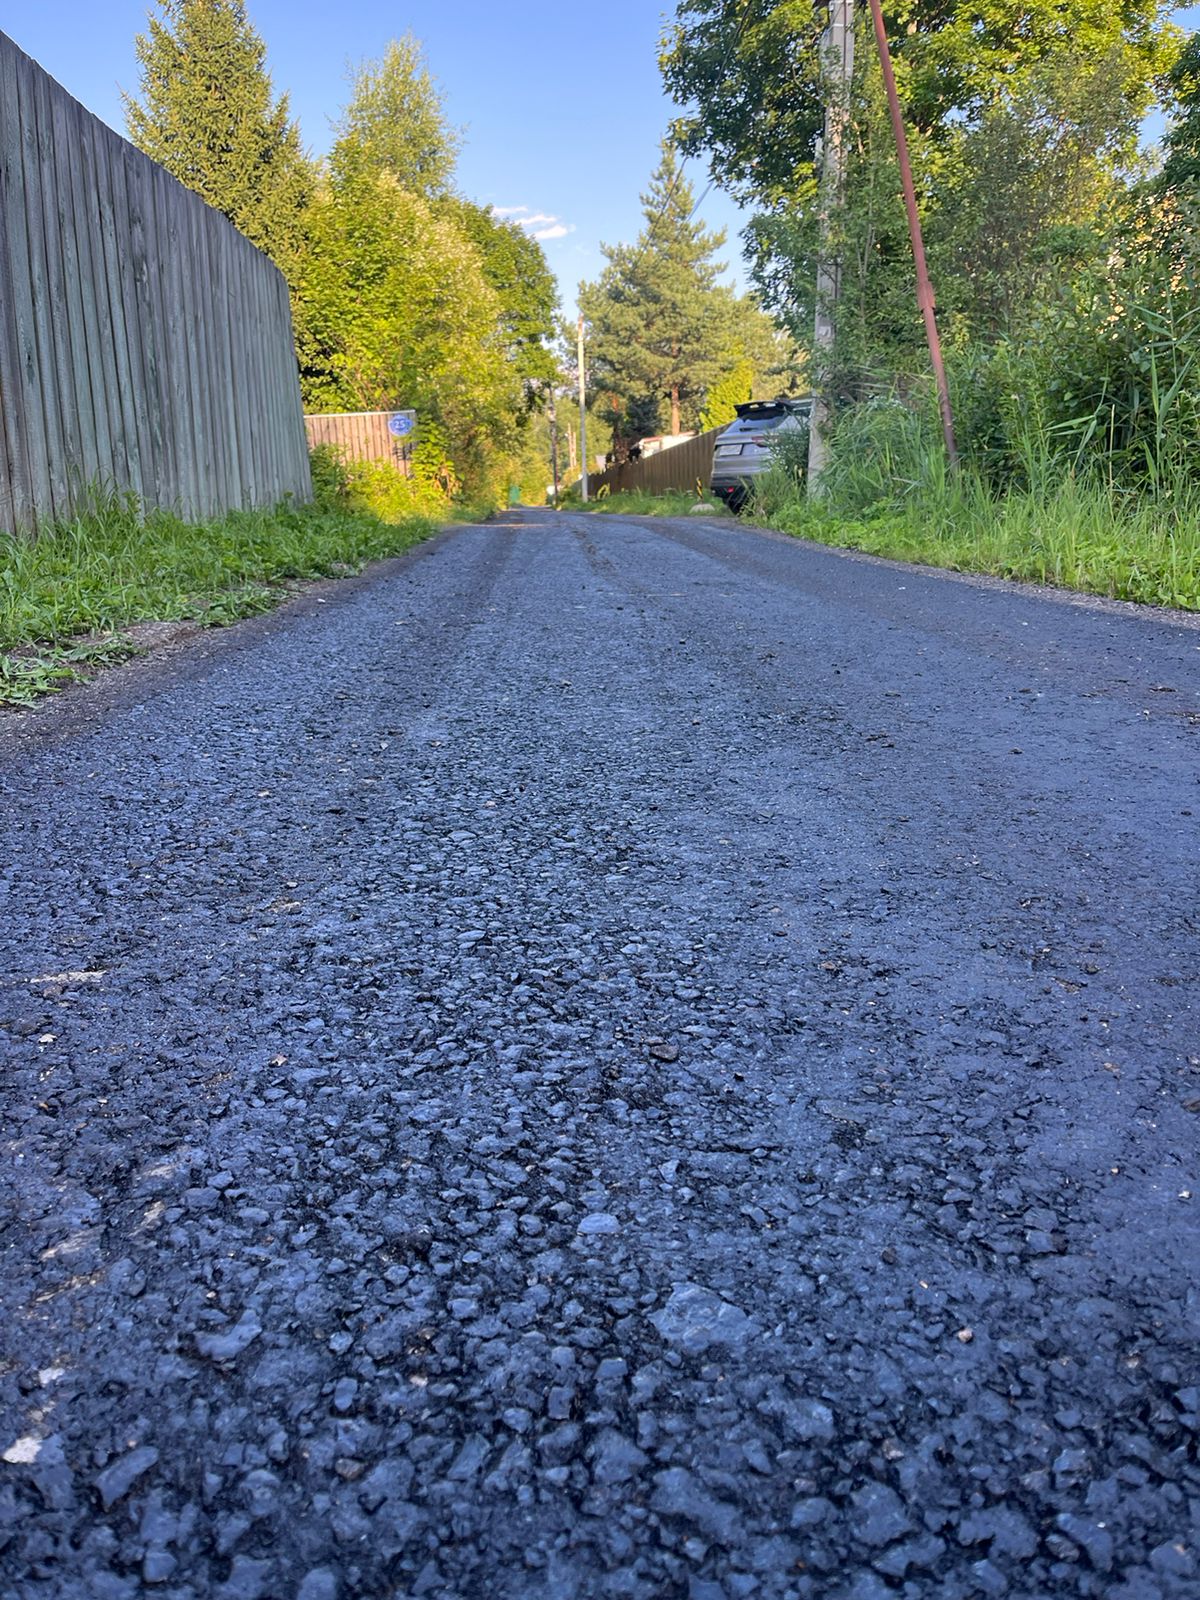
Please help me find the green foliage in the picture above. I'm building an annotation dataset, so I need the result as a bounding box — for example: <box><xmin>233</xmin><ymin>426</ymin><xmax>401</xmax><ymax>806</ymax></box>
<box><xmin>748</xmin><ymin>336</ymin><xmax>1200</xmax><ymax>614</ymax></box>
<box><xmin>583</xmin><ymin>489</ymin><xmax>720</xmax><ymax>516</ymax></box>
<box><xmin>933</xmin><ymin>194</ymin><xmax>1200</xmax><ymax>493</ymax></box>
<box><xmin>333</xmin><ymin>36</ymin><xmax>461</xmax><ymax>197</ymax></box>
<box><xmin>124</xmin><ymin>0</ymin><xmax>312</xmax><ymax>280</ymax></box>
<box><xmin>580</xmin><ymin>144</ymin><xmax>728</xmax><ymax>441</ymax></box>
<box><xmin>1161</xmin><ymin>32</ymin><xmax>1200</xmax><ymax>190</ymax></box>
<box><xmin>308</xmin><ymin>444</ymin><xmax>355</xmax><ymax>513</ymax></box>
<box><xmin>752</xmin><ymin>422</ymin><xmax>812</xmax><ymax>518</ymax></box>
<box><xmin>0</xmin><ymin>636</ymin><xmax>142</xmax><ymax>708</ymax></box>
<box><xmin>757</xmin><ymin>466</ymin><xmax>1200</xmax><ymax>613</ymax></box>
<box><xmin>295</xmin><ymin>41</ymin><xmax>558</xmax><ymax>501</ymax></box>
<box><xmin>295</xmin><ymin>159</ymin><xmax>519</xmax><ymax>498</ymax></box>
<box><xmin>664</xmin><ymin>0</ymin><xmax>1176</xmax><ymax>201</ymax></box>
<box><xmin>0</xmin><ymin>494</ymin><xmax>439</xmax><ymax>679</ymax></box>
<box><xmin>127</xmin><ymin>13</ymin><xmax>556</xmax><ymax>503</ymax></box>
<box><xmin>343</xmin><ymin>461</ymin><xmax>454</xmax><ymax>523</ymax></box>
<box><xmin>665</xmin><ymin>1</ymin><xmax>1181</xmax><ymax>380</ymax></box>
<box><xmin>700</xmin><ymin>357</ymin><xmax>755</xmax><ymax>431</ymax></box>
<box><xmin>447</xmin><ymin>201</ymin><xmax>561</xmax><ymax>392</ymax></box>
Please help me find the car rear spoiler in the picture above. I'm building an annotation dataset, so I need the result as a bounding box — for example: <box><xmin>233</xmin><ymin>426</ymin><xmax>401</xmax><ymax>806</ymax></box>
<box><xmin>732</xmin><ymin>398</ymin><xmax>813</xmax><ymax>420</ymax></box>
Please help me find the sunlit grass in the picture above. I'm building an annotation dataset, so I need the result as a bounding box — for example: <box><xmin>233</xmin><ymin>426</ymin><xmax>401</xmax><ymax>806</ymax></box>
<box><xmin>579</xmin><ymin>488</ymin><xmax>726</xmax><ymax>517</ymax></box>
<box><xmin>759</xmin><ymin>472</ymin><xmax>1200</xmax><ymax>612</ymax></box>
<box><xmin>0</xmin><ymin>492</ymin><xmax>442</xmax><ymax>705</ymax></box>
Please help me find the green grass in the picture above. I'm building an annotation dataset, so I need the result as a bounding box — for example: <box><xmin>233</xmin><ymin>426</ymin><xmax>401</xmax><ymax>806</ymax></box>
<box><xmin>565</xmin><ymin>468</ymin><xmax>1200</xmax><ymax>612</ymax></box>
<box><xmin>758</xmin><ymin>472</ymin><xmax>1200</xmax><ymax>612</ymax></box>
<box><xmin>578</xmin><ymin>488</ymin><xmax>727</xmax><ymax>517</ymax></box>
<box><xmin>0</xmin><ymin>492</ymin><xmax>442</xmax><ymax>707</ymax></box>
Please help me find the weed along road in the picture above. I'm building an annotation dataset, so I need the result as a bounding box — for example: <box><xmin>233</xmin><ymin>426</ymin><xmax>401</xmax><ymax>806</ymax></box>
<box><xmin>3</xmin><ymin>508</ymin><xmax>1200</xmax><ymax>1600</ymax></box>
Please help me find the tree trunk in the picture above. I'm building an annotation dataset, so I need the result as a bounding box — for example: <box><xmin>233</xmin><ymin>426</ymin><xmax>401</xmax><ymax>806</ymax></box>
<box><xmin>670</xmin><ymin>388</ymin><xmax>681</xmax><ymax>436</ymax></box>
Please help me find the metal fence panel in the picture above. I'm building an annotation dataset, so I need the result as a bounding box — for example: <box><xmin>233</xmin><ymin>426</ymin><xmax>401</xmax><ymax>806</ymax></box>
<box><xmin>585</xmin><ymin>427</ymin><xmax>723</xmax><ymax>500</ymax></box>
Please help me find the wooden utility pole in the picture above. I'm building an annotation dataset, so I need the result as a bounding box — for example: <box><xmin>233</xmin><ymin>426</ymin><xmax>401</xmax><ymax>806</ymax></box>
<box><xmin>807</xmin><ymin>0</ymin><xmax>855</xmax><ymax>493</ymax></box>
<box><xmin>866</xmin><ymin>0</ymin><xmax>958</xmax><ymax>468</ymax></box>
<box><xmin>577</xmin><ymin>315</ymin><xmax>589</xmax><ymax>503</ymax></box>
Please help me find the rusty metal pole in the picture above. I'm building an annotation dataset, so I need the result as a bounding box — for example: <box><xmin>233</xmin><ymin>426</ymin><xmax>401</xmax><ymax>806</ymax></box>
<box><xmin>865</xmin><ymin>0</ymin><xmax>958</xmax><ymax>469</ymax></box>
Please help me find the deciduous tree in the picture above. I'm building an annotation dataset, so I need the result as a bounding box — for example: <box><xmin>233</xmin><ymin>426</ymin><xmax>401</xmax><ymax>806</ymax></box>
<box><xmin>333</xmin><ymin>36</ymin><xmax>461</xmax><ymax>198</ymax></box>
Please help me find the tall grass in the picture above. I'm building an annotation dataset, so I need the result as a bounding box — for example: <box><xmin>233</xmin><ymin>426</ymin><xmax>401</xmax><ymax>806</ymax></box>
<box><xmin>763</xmin><ymin>469</ymin><xmax>1200</xmax><ymax>610</ymax></box>
<box><xmin>751</xmin><ymin>378</ymin><xmax>1200</xmax><ymax>612</ymax></box>
<box><xmin>0</xmin><ymin>492</ymin><xmax>440</xmax><ymax>652</ymax></box>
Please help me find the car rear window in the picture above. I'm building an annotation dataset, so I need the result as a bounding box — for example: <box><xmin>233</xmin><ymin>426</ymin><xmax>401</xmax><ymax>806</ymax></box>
<box><xmin>722</xmin><ymin>412</ymin><xmax>795</xmax><ymax>435</ymax></box>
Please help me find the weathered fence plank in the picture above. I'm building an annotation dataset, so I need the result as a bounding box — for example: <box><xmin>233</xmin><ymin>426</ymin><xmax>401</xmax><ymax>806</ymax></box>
<box><xmin>0</xmin><ymin>30</ymin><xmax>311</xmax><ymax>536</ymax></box>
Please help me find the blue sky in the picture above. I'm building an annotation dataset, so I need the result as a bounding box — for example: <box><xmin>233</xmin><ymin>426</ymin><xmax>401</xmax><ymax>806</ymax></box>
<box><xmin>5</xmin><ymin>1</ymin><xmax>1199</xmax><ymax>319</ymax></box>
<box><xmin>3</xmin><ymin>0</ymin><xmax>749</xmax><ymax>318</ymax></box>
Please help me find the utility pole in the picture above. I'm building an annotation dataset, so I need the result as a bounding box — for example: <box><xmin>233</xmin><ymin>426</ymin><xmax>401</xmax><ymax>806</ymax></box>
<box><xmin>807</xmin><ymin>0</ymin><xmax>855</xmax><ymax>493</ymax></box>
<box><xmin>577</xmin><ymin>314</ymin><xmax>589</xmax><ymax>503</ymax></box>
<box><xmin>549</xmin><ymin>383</ymin><xmax>560</xmax><ymax>506</ymax></box>
<box><xmin>866</xmin><ymin>0</ymin><xmax>958</xmax><ymax>468</ymax></box>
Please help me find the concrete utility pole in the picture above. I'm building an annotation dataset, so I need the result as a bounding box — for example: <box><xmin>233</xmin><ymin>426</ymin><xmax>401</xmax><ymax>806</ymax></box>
<box><xmin>866</xmin><ymin>0</ymin><xmax>958</xmax><ymax>469</ymax></box>
<box><xmin>577</xmin><ymin>315</ymin><xmax>589</xmax><ymax>503</ymax></box>
<box><xmin>807</xmin><ymin>0</ymin><xmax>855</xmax><ymax>494</ymax></box>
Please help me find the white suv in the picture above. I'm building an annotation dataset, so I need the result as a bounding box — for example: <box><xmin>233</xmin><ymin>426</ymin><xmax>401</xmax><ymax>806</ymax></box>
<box><xmin>710</xmin><ymin>398</ymin><xmax>812</xmax><ymax>511</ymax></box>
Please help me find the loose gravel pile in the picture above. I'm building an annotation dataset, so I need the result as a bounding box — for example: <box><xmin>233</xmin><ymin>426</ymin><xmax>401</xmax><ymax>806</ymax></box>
<box><xmin>2</xmin><ymin>509</ymin><xmax>1199</xmax><ymax>1599</ymax></box>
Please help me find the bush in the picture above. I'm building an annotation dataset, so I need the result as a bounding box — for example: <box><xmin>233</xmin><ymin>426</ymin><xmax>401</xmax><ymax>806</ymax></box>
<box><xmin>309</xmin><ymin>444</ymin><xmax>355</xmax><ymax>512</ymax></box>
<box><xmin>308</xmin><ymin>444</ymin><xmax>455</xmax><ymax>524</ymax></box>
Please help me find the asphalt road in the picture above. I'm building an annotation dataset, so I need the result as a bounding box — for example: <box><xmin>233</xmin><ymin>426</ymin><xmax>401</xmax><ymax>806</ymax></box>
<box><xmin>2</xmin><ymin>508</ymin><xmax>1199</xmax><ymax>1600</ymax></box>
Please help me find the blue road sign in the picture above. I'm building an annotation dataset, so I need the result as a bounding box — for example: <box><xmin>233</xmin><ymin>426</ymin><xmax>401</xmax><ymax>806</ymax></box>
<box><xmin>388</xmin><ymin>412</ymin><xmax>416</xmax><ymax>438</ymax></box>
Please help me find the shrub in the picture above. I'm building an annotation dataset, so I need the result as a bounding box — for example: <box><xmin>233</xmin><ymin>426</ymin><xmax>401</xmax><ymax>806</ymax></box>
<box><xmin>309</xmin><ymin>444</ymin><xmax>355</xmax><ymax>512</ymax></box>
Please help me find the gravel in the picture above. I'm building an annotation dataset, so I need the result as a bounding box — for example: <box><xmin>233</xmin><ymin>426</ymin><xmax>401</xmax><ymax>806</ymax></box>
<box><xmin>1</xmin><ymin>507</ymin><xmax>1198</xmax><ymax>1597</ymax></box>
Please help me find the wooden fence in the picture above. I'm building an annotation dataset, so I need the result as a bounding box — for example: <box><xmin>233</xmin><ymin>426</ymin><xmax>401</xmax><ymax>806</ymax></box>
<box><xmin>305</xmin><ymin>411</ymin><xmax>415</xmax><ymax>476</ymax></box>
<box><xmin>585</xmin><ymin>426</ymin><xmax>723</xmax><ymax>499</ymax></box>
<box><xmin>0</xmin><ymin>31</ymin><xmax>311</xmax><ymax>536</ymax></box>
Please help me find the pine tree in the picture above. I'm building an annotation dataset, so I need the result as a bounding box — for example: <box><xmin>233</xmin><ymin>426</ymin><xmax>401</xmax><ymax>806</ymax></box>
<box><xmin>124</xmin><ymin>0</ymin><xmax>312</xmax><ymax>279</ymax></box>
<box><xmin>580</xmin><ymin>145</ymin><xmax>728</xmax><ymax>438</ymax></box>
<box><xmin>579</xmin><ymin>143</ymin><xmax>784</xmax><ymax>447</ymax></box>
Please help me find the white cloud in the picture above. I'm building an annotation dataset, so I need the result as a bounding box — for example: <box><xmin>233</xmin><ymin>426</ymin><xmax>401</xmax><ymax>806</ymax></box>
<box><xmin>491</xmin><ymin>204</ymin><xmax>574</xmax><ymax>242</ymax></box>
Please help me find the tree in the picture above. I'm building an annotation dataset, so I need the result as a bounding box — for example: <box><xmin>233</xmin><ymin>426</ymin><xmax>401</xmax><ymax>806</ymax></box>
<box><xmin>930</xmin><ymin>53</ymin><xmax>1138</xmax><ymax>337</ymax></box>
<box><xmin>447</xmin><ymin>202</ymin><xmax>560</xmax><ymax>394</ymax></box>
<box><xmin>295</xmin><ymin>148</ymin><xmax>519</xmax><ymax>497</ymax></box>
<box><xmin>580</xmin><ymin>144</ymin><xmax>754</xmax><ymax>441</ymax></box>
<box><xmin>662</xmin><ymin>0</ymin><xmax>1175</xmax><ymax>201</ymax></box>
<box><xmin>124</xmin><ymin>0</ymin><xmax>312</xmax><ymax>278</ymax></box>
<box><xmin>333</xmin><ymin>36</ymin><xmax>461</xmax><ymax>197</ymax></box>
<box><xmin>664</xmin><ymin>1</ymin><xmax>1180</xmax><ymax>378</ymax></box>
<box><xmin>1161</xmin><ymin>31</ymin><xmax>1200</xmax><ymax>191</ymax></box>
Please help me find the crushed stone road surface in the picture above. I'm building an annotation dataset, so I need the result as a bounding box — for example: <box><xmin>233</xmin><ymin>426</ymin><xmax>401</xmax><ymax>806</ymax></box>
<box><xmin>2</xmin><ymin>508</ymin><xmax>1199</xmax><ymax>1600</ymax></box>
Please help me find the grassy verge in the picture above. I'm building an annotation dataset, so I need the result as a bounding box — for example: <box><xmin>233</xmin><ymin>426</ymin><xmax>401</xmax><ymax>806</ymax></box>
<box><xmin>0</xmin><ymin>494</ymin><xmax>443</xmax><ymax>708</ymax></box>
<box><xmin>757</xmin><ymin>473</ymin><xmax>1200</xmax><ymax>612</ymax></box>
<box><xmin>576</xmin><ymin>488</ymin><xmax>727</xmax><ymax>517</ymax></box>
<box><xmin>578</xmin><ymin>471</ymin><xmax>1200</xmax><ymax>613</ymax></box>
